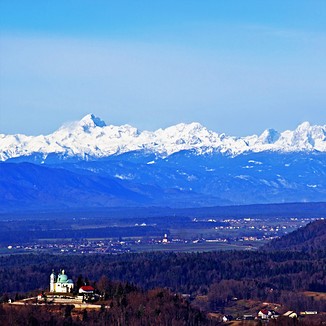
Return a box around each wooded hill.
[1,249,325,312]
[263,219,326,252]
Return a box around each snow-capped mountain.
[0,114,325,162]
[1,114,326,210]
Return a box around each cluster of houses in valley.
[222,309,280,323]
[222,308,318,322]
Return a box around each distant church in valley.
[50,269,74,293]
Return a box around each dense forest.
[1,249,325,312]
[264,219,326,252]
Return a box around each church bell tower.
[50,270,56,292]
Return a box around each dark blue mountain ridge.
[1,150,325,211]
[0,162,149,210]
[53,150,326,203]
[0,161,227,211]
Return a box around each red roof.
[80,286,94,291]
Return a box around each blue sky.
[0,0,325,136]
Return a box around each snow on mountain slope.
[0,114,325,161]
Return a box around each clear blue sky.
[0,0,325,136]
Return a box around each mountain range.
[1,114,326,162]
[1,114,325,211]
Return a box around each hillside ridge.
[263,219,326,252]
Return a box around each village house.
[222,315,233,322]
[78,285,95,294]
[283,311,298,318]
[257,309,269,320]
[79,285,95,302]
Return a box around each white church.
[50,269,74,293]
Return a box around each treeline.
[1,250,325,311]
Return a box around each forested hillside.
[263,219,326,252]
[0,282,210,326]
[1,250,325,312]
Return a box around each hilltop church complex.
[50,270,74,293]
[48,269,95,299]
